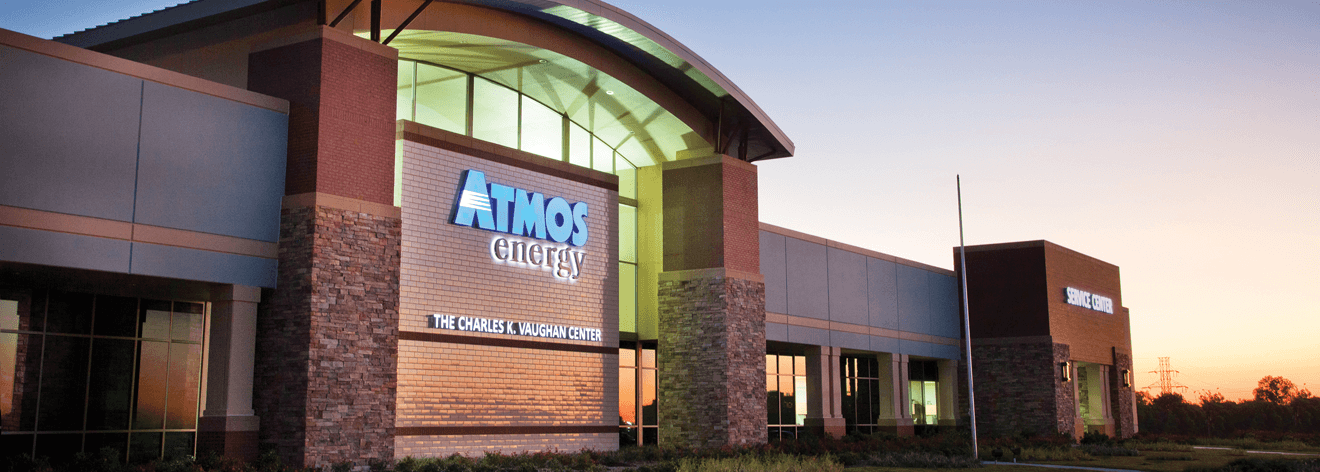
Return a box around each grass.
[851,444,1319,472]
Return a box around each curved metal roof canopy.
[56,0,795,161]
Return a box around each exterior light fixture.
[1060,362,1071,382]
[1121,369,1132,388]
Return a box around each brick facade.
[259,205,401,468]
[961,241,1135,439]
[658,275,767,448]
[247,29,398,205]
[393,132,619,456]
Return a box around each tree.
[1254,376,1312,405]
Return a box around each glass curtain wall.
[618,341,656,446]
[908,360,939,427]
[841,356,882,434]
[0,291,205,464]
[766,354,806,440]
[397,60,639,199]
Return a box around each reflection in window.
[619,341,657,446]
[0,292,206,464]
[0,300,17,419]
[767,353,806,440]
[841,355,882,435]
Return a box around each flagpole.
[958,175,979,460]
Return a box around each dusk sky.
[3,0,1316,401]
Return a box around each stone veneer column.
[877,353,915,435]
[970,339,1071,438]
[803,346,846,437]
[247,25,401,469]
[657,154,766,448]
[198,285,262,461]
[1057,343,1081,439]
[1110,348,1136,437]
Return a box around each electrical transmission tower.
[1144,357,1189,395]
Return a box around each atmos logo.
[452,170,590,280]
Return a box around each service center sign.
[451,169,589,280]
[1065,287,1114,314]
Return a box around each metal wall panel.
[931,273,962,338]
[0,226,130,273]
[896,264,932,335]
[759,231,788,314]
[867,258,899,330]
[784,238,829,320]
[766,322,789,342]
[826,247,867,326]
[869,335,898,353]
[136,81,288,242]
[787,325,829,346]
[830,331,869,350]
[130,242,278,288]
[0,46,140,221]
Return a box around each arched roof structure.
[56,0,794,162]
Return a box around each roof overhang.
[56,0,795,161]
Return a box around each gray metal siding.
[896,264,933,336]
[784,237,828,320]
[867,258,899,330]
[826,247,868,326]
[0,46,287,288]
[136,81,288,242]
[0,45,141,221]
[131,242,278,288]
[759,231,788,314]
[0,226,131,273]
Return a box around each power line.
[1144,357,1189,396]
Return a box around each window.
[766,353,806,440]
[619,341,656,446]
[908,360,939,426]
[0,291,206,464]
[841,355,882,434]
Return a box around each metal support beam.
[383,0,435,45]
[328,0,363,28]
[370,0,382,42]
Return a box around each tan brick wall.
[396,433,616,457]
[1043,243,1131,365]
[396,139,619,457]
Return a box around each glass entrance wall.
[841,355,882,434]
[766,353,806,440]
[0,290,205,464]
[1076,362,1108,426]
[908,360,939,426]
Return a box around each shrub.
[865,451,981,468]
[675,454,842,472]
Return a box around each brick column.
[198,285,261,461]
[247,26,401,469]
[657,155,766,448]
[803,346,846,437]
